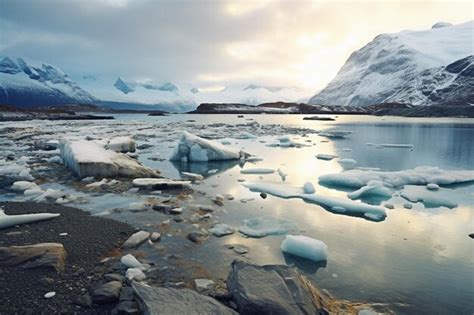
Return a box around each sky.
[0,0,472,93]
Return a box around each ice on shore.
[281,235,328,262]
[170,131,246,162]
[0,207,60,230]
[347,180,393,200]
[106,136,136,153]
[0,160,34,183]
[240,168,275,175]
[10,181,38,192]
[319,166,474,189]
[60,140,159,179]
[238,216,296,238]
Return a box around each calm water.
[3,114,473,314]
[132,114,474,315]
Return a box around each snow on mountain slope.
[0,56,96,107]
[309,21,474,106]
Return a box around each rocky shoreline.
[0,202,384,315]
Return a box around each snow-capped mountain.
[0,56,96,107]
[309,21,474,106]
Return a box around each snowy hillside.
[309,21,474,106]
[0,56,96,107]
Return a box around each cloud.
[0,0,472,92]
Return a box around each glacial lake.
[1,114,473,314]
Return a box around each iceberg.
[281,235,328,262]
[59,140,159,179]
[319,166,474,189]
[170,131,246,162]
[0,207,60,230]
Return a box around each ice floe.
[238,216,296,238]
[170,131,246,162]
[400,185,461,208]
[60,140,158,178]
[347,180,393,200]
[240,168,275,175]
[319,166,474,189]
[281,235,328,262]
[316,154,338,161]
[10,181,38,192]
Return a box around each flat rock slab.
[0,242,66,272]
[227,260,320,315]
[132,282,237,315]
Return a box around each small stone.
[73,268,86,277]
[44,292,56,299]
[150,232,161,242]
[194,279,215,293]
[92,281,122,304]
[403,203,413,209]
[75,293,93,308]
[384,203,395,209]
[152,204,173,213]
[172,216,184,222]
[59,232,68,236]
[187,232,208,244]
[112,301,140,315]
[469,233,474,239]
[260,193,267,199]
[123,231,150,248]
[427,183,440,190]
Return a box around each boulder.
[0,242,66,272]
[123,231,150,248]
[227,260,360,315]
[132,282,237,315]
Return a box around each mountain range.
[0,21,472,112]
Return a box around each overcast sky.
[0,0,472,92]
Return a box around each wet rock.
[119,286,134,301]
[126,268,146,281]
[172,216,184,222]
[169,207,183,215]
[112,301,140,315]
[187,232,209,244]
[260,192,267,199]
[152,204,173,213]
[209,224,235,237]
[123,231,150,248]
[469,233,474,239]
[92,281,122,304]
[105,273,126,284]
[132,282,237,315]
[0,242,66,272]
[227,260,323,314]
[75,292,93,308]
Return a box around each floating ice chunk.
[347,180,393,200]
[277,168,287,181]
[372,143,414,149]
[60,140,158,179]
[0,208,60,230]
[303,182,316,194]
[46,156,62,164]
[0,161,34,182]
[238,216,296,238]
[240,168,275,175]
[27,188,66,203]
[106,136,136,153]
[245,156,263,163]
[10,181,38,192]
[170,131,245,162]
[427,183,439,190]
[235,132,257,139]
[86,178,108,188]
[338,158,357,170]
[318,130,352,139]
[121,254,142,268]
[316,154,338,161]
[181,172,204,181]
[400,185,459,208]
[319,166,474,189]
[267,136,308,148]
[132,178,191,189]
[209,223,235,237]
[281,235,328,262]
[244,182,386,221]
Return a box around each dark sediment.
[0,202,135,314]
